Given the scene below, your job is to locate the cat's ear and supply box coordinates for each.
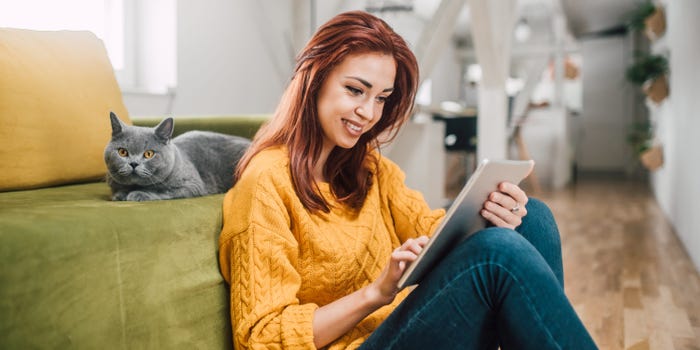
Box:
[109,111,126,136]
[154,117,174,143]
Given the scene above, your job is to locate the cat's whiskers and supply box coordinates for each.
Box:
[117,165,132,176]
[136,167,151,177]
[135,167,167,187]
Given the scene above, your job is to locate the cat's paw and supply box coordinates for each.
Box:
[126,191,160,201]
[111,191,128,201]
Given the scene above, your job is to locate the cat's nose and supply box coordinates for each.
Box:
[129,162,138,169]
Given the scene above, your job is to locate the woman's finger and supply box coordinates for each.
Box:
[498,182,529,207]
[391,249,420,262]
[486,201,522,227]
[481,208,510,228]
[481,201,522,229]
[484,200,514,220]
[489,191,519,213]
[400,237,428,255]
[415,235,429,245]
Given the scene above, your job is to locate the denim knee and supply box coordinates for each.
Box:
[519,198,560,243]
[462,227,540,263]
[461,227,561,287]
[523,198,555,224]
[518,197,564,285]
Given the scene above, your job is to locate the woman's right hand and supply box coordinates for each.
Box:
[312,236,429,348]
[368,236,429,306]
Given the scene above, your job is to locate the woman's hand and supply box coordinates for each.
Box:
[481,182,528,229]
[367,236,429,305]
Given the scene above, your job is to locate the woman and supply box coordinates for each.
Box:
[219,10,597,350]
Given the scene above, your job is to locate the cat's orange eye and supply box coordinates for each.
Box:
[143,150,155,159]
[117,148,128,157]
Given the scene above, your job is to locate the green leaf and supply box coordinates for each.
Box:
[625,2,657,31]
[625,53,668,85]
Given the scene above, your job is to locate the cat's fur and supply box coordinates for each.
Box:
[104,112,251,201]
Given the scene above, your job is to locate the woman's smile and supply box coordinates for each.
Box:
[342,118,364,135]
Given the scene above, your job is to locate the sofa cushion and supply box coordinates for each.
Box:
[0,28,130,191]
[0,183,232,348]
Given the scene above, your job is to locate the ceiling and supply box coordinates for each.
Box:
[406,0,642,39]
[560,0,640,38]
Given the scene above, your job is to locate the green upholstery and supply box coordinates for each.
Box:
[0,115,267,349]
[131,115,269,140]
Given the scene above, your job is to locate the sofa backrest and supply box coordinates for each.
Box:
[0,28,130,192]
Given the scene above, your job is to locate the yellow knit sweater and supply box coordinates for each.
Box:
[219,146,445,349]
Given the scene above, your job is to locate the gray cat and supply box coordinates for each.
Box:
[104,112,251,201]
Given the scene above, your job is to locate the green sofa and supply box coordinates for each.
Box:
[0,115,267,349]
[0,28,272,348]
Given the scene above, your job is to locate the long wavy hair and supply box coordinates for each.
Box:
[235,10,419,213]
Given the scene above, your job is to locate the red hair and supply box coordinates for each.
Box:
[236,10,419,212]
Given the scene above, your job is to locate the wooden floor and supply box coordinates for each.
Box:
[538,177,700,350]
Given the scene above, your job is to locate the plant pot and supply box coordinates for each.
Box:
[643,74,669,104]
[640,144,664,171]
[644,6,666,41]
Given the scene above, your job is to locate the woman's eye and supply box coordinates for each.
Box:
[117,148,128,157]
[346,86,362,95]
[143,150,155,159]
[377,96,388,104]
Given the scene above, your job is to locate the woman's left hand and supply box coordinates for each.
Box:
[480,182,528,230]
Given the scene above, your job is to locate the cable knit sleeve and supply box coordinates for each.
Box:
[376,154,445,242]
[219,156,317,350]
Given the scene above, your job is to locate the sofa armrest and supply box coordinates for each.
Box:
[131,115,269,139]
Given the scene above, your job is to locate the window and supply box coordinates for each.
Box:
[0,0,176,93]
[0,0,125,70]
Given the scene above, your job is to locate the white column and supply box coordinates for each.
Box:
[466,0,517,161]
[413,0,467,84]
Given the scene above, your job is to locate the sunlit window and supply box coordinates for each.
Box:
[0,0,125,70]
[1,0,177,93]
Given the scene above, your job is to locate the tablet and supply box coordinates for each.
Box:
[397,159,535,290]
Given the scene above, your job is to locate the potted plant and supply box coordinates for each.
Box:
[627,121,663,171]
[626,2,666,40]
[626,53,669,104]
[640,144,664,171]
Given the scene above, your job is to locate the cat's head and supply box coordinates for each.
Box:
[104,112,177,186]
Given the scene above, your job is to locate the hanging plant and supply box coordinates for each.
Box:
[626,53,669,104]
[644,6,666,40]
[626,2,656,32]
[626,121,653,155]
[627,121,663,171]
[640,144,664,171]
[626,2,666,40]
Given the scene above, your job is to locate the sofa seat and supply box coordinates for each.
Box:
[0,182,233,348]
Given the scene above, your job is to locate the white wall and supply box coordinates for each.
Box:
[651,0,700,271]
[173,0,293,115]
[577,35,636,172]
[518,107,572,189]
[124,0,294,116]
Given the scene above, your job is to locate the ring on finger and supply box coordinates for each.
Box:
[510,203,521,213]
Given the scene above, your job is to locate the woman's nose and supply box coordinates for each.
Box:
[355,100,374,121]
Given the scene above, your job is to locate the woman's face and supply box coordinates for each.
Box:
[316,52,397,153]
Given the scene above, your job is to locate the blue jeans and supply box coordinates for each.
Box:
[359,198,597,350]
